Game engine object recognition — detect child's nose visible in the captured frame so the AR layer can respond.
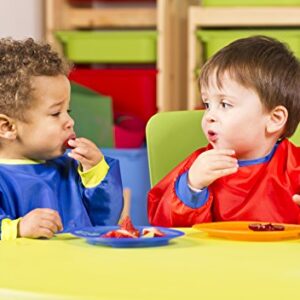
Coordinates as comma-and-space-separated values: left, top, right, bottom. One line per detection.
205, 110, 217, 123
65, 114, 75, 128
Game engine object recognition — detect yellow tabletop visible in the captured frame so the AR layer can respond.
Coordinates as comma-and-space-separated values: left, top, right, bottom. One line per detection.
0, 228, 299, 300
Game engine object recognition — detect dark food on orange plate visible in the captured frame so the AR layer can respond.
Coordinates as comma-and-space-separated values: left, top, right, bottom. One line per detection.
101, 216, 166, 238
248, 223, 285, 231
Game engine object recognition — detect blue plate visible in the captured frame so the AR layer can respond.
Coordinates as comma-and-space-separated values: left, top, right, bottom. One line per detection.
71, 226, 184, 248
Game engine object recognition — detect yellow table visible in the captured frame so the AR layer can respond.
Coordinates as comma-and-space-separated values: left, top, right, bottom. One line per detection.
0, 228, 299, 300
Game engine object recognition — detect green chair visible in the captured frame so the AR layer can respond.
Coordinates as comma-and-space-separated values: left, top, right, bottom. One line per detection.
146, 110, 207, 187
290, 125, 300, 145
70, 82, 114, 147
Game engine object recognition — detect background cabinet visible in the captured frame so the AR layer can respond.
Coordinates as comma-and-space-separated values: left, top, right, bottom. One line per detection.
45, 0, 198, 113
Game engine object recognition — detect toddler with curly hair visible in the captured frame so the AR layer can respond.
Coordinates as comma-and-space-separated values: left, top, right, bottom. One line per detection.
0, 38, 123, 239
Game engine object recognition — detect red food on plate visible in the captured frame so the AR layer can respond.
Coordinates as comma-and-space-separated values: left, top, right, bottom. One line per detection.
142, 227, 166, 237
248, 223, 285, 231
101, 229, 138, 238
100, 216, 140, 239
100, 216, 167, 239
119, 216, 140, 237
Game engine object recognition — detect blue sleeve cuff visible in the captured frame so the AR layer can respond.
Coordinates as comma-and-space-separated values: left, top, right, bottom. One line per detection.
175, 171, 209, 209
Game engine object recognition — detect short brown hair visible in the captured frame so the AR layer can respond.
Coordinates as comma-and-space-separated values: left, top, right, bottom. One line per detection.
0, 38, 71, 120
199, 35, 300, 138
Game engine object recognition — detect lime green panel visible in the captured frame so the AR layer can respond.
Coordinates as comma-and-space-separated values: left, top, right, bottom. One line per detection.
196, 29, 300, 59
146, 110, 207, 187
202, 0, 300, 6
56, 30, 157, 63
70, 83, 114, 147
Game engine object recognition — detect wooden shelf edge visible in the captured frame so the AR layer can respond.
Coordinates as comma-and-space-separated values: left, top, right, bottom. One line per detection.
190, 7, 300, 27
69, 7, 157, 28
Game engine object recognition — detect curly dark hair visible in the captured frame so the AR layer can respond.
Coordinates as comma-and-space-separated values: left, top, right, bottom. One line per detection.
0, 38, 71, 120
199, 35, 300, 138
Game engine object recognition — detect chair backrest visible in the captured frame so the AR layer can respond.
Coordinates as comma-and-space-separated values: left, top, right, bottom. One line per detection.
146, 110, 207, 187
289, 125, 300, 145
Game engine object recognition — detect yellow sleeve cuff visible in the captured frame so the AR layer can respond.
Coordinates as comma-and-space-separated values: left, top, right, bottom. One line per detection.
1, 218, 21, 240
78, 158, 110, 188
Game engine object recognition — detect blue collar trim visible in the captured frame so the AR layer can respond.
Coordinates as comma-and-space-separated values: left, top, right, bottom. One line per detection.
238, 142, 279, 167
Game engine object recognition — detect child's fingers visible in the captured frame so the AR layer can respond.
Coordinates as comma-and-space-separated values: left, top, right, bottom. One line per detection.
210, 160, 239, 171
19, 209, 63, 238
37, 226, 55, 239
75, 137, 96, 147
40, 209, 63, 231
67, 139, 91, 151
214, 166, 239, 176
67, 151, 94, 170
71, 146, 89, 157
209, 154, 237, 164
72, 155, 92, 168
69, 137, 99, 151
198, 149, 237, 165
48, 215, 63, 232
68, 147, 102, 165
40, 219, 60, 233
67, 151, 85, 162
34, 208, 58, 215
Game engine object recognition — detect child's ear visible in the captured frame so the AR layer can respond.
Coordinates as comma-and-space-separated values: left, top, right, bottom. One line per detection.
266, 105, 288, 135
0, 114, 17, 140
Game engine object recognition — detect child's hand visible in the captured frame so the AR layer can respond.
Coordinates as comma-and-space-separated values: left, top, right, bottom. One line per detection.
188, 149, 238, 190
67, 137, 103, 171
18, 208, 63, 239
292, 194, 300, 206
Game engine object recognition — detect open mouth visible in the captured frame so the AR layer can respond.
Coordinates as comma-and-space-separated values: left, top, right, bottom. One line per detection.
207, 130, 218, 142
63, 134, 76, 149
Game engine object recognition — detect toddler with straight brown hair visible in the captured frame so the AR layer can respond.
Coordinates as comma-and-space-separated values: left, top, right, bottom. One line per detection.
148, 36, 300, 226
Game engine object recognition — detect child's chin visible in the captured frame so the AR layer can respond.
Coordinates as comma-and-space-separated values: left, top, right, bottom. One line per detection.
211, 143, 219, 149
212, 141, 228, 150
44, 150, 65, 160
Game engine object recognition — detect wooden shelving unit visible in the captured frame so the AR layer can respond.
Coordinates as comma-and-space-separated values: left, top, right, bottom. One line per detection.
45, 1, 157, 47
187, 6, 300, 110
44, 0, 198, 113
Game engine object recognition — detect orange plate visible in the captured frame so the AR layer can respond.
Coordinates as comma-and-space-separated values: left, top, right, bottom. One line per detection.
193, 221, 300, 241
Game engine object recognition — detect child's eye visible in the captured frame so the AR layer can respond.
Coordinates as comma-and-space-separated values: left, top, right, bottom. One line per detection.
51, 109, 71, 117
51, 112, 61, 117
67, 109, 72, 114
221, 102, 231, 109
203, 102, 210, 109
